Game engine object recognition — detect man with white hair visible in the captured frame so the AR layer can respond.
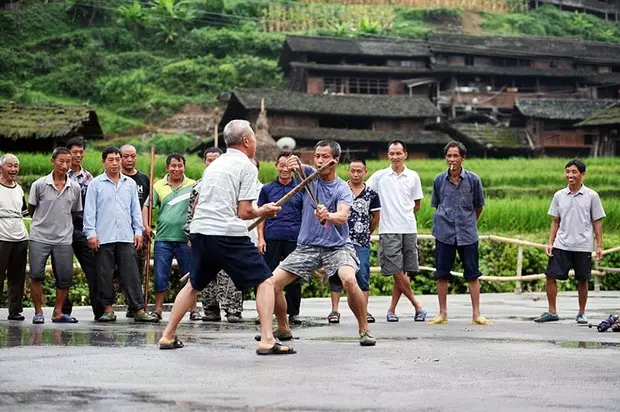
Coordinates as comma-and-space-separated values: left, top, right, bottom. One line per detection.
0, 154, 28, 321
159, 120, 295, 355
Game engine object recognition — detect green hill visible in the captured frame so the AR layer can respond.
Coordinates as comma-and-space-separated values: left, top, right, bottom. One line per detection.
2, 1, 620, 136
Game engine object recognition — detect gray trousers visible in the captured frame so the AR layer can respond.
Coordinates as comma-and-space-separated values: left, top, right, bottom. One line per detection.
0, 240, 28, 314
96, 243, 145, 312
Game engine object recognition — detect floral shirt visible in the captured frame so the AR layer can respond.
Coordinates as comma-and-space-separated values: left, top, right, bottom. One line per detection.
347, 184, 381, 247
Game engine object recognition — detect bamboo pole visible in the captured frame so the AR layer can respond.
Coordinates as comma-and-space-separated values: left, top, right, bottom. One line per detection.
515, 245, 524, 294
143, 145, 155, 305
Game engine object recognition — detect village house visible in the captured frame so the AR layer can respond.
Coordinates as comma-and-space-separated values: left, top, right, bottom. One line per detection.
0, 102, 103, 152
219, 34, 620, 157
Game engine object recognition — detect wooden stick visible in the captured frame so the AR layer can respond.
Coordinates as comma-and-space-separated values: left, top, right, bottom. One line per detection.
179, 159, 336, 284
247, 159, 335, 231
144, 145, 155, 305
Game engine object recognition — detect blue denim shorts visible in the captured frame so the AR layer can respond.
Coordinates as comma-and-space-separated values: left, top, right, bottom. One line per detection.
154, 241, 192, 292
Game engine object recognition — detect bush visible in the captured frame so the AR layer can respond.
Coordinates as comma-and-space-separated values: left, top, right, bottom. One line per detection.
0, 80, 16, 98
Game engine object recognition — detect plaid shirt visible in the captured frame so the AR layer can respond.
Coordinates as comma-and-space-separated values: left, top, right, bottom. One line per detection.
68, 167, 93, 230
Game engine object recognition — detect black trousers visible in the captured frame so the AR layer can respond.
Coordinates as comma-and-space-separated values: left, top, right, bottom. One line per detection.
0, 240, 28, 315
264, 239, 301, 316
66, 228, 104, 319
96, 243, 145, 312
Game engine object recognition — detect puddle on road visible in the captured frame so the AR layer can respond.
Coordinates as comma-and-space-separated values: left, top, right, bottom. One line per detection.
550, 340, 620, 349
0, 388, 247, 411
0, 317, 327, 349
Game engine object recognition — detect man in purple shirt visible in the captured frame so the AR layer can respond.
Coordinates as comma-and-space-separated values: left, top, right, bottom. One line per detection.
429, 141, 491, 326
270, 140, 376, 347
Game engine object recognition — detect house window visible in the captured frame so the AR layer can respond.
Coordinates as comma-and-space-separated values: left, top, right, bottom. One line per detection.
465, 56, 474, 66
324, 77, 344, 94
584, 135, 594, 145
349, 77, 388, 95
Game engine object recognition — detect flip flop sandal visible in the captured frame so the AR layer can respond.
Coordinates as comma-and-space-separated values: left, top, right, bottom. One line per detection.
256, 342, 297, 355
327, 311, 340, 324
366, 313, 376, 323
386, 312, 399, 322
255, 329, 294, 342
52, 314, 78, 323
32, 314, 45, 324
189, 311, 201, 321
159, 336, 184, 350
414, 309, 428, 322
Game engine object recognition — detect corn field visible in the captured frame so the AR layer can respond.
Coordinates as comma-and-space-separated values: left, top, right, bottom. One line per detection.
301, 0, 528, 13
260, 4, 395, 33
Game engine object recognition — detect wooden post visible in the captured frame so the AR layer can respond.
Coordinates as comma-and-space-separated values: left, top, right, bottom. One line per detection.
594, 260, 601, 292
515, 245, 524, 294
214, 125, 218, 148
144, 145, 155, 306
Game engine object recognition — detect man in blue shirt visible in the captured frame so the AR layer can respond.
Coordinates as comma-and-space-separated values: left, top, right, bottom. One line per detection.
271, 141, 376, 347
83, 146, 158, 323
428, 141, 492, 326
257, 150, 303, 325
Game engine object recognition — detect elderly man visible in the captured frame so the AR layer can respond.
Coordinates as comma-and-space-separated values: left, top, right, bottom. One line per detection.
83, 146, 157, 323
120, 144, 151, 317
0, 154, 28, 321
428, 141, 491, 326
159, 120, 293, 355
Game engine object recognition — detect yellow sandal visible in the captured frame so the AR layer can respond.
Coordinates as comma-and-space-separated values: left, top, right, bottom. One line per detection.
472, 316, 493, 326
427, 315, 448, 325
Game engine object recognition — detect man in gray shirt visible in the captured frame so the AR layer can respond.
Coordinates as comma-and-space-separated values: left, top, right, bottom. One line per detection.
28, 147, 82, 324
535, 159, 605, 324
429, 141, 492, 326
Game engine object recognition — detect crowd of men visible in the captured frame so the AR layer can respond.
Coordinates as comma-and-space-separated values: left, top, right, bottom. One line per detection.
0, 118, 611, 355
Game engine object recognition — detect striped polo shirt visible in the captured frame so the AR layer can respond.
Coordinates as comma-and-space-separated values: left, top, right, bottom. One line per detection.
153, 175, 196, 242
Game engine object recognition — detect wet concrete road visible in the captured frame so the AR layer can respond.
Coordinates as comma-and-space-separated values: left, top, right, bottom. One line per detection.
1, 292, 620, 411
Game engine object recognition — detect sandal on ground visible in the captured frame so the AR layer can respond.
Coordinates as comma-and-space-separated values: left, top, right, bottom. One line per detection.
427, 315, 448, 325
32, 314, 45, 324
52, 314, 78, 323
359, 330, 376, 347
533, 312, 559, 323
151, 310, 163, 321
255, 329, 293, 342
366, 313, 375, 323
189, 311, 201, 321
256, 342, 296, 355
386, 312, 399, 322
472, 316, 493, 326
414, 309, 428, 322
159, 336, 184, 350
327, 311, 340, 324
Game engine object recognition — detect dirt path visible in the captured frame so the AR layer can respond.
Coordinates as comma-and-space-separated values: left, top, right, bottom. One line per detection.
461, 10, 483, 35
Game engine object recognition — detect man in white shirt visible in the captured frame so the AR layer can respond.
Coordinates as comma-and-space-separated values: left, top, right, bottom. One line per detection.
366, 140, 427, 323
158, 120, 295, 355
0, 154, 28, 321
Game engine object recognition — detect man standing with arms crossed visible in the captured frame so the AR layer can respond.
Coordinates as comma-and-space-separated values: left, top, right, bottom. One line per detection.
66, 137, 103, 320
257, 151, 304, 325
83, 146, 158, 323
0, 154, 29, 321
328, 159, 380, 324
535, 159, 605, 324
28, 147, 82, 324
366, 141, 427, 323
428, 141, 492, 326
159, 120, 290, 355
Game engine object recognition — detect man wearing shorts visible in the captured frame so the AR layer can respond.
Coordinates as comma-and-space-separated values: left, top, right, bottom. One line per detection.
158, 120, 293, 355
428, 141, 491, 326
366, 140, 426, 323
28, 147, 82, 324
328, 159, 380, 325
535, 159, 605, 324
151, 153, 195, 320
272, 141, 376, 347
